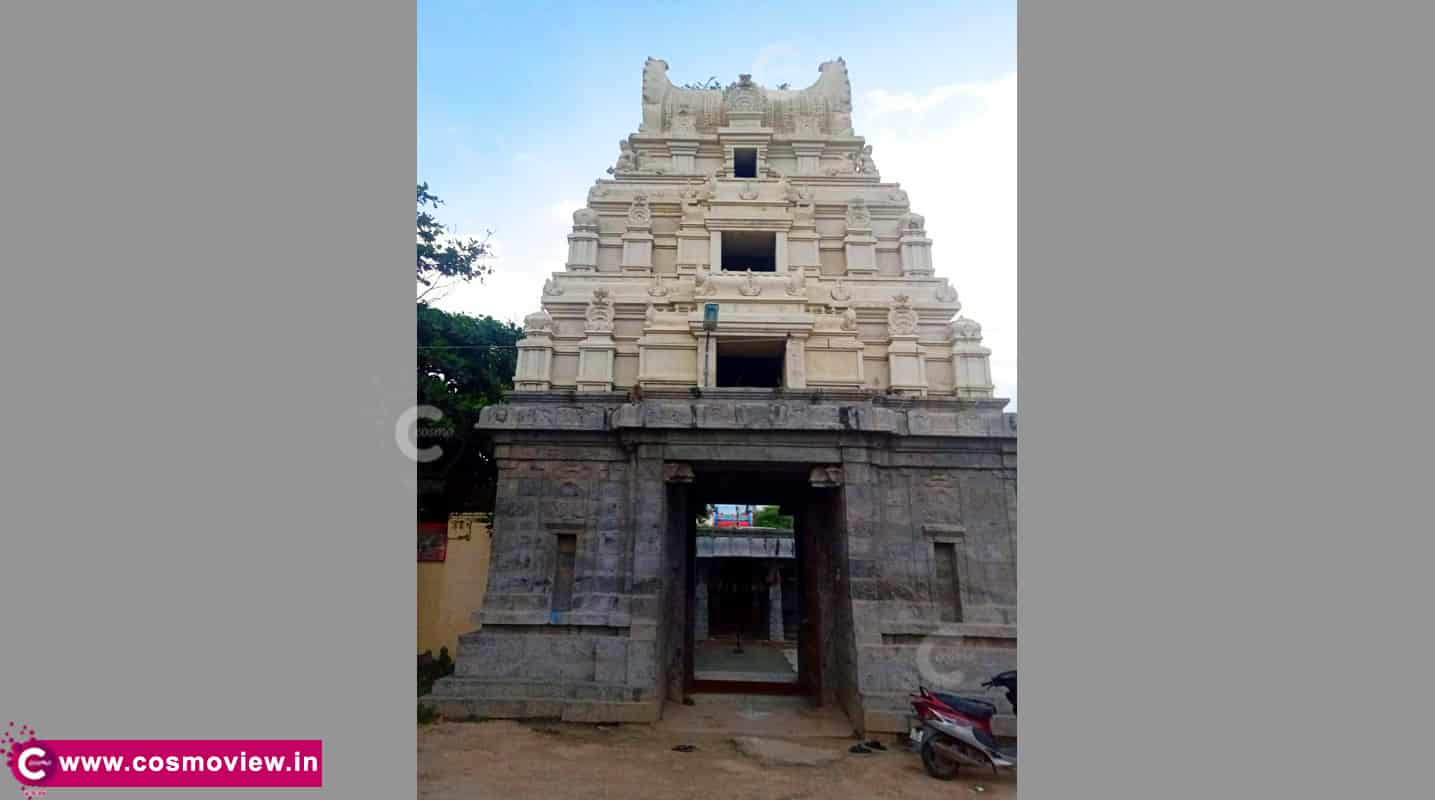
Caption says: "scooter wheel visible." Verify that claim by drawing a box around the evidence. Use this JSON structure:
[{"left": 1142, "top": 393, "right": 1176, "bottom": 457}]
[{"left": 920, "top": 735, "right": 960, "bottom": 780}]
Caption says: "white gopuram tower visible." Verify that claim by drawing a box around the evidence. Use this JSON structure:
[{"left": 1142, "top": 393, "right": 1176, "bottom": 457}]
[
  {"left": 433, "top": 59, "right": 1014, "bottom": 738},
  {"left": 512, "top": 57, "right": 995, "bottom": 399}
]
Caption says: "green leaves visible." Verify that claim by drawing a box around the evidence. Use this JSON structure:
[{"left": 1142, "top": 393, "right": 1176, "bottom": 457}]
[
  {"left": 417, "top": 303, "right": 520, "bottom": 414},
  {"left": 417, "top": 304, "right": 521, "bottom": 520},
  {"left": 417, "top": 182, "right": 492, "bottom": 296},
  {"left": 414, "top": 183, "right": 514, "bottom": 519},
  {"left": 753, "top": 506, "right": 795, "bottom": 530}
]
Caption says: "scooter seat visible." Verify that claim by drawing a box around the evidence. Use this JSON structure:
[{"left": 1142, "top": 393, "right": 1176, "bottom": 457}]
[{"left": 932, "top": 692, "right": 997, "bottom": 721}]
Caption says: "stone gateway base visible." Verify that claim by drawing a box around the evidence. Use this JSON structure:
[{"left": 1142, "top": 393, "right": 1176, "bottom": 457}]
[{"left": 428, "top": 390, "right": 1016, "bottom": 734}]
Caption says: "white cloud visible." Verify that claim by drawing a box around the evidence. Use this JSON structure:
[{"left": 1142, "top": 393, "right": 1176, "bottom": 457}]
[
  {"left": 429, "top": 205, "right": 570, "bottom": 326},
  {"left": 545, "top": 200, "right": 580, "bottom": 224},
  {"left": 750, "top": 42, "right": 802, "bottom": 87},
  {"left": 859, "top": 72, "right": 1017, "bottom": 409},
  {"left": 863, "top": 78, "right": 1006, "bottom": 117}
]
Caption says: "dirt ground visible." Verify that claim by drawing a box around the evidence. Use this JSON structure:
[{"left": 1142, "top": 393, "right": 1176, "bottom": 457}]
[{"left": 418, "top": 718, "right": 1016, "bottom": 800}]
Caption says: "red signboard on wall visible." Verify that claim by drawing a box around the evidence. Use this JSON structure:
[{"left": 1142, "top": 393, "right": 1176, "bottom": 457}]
[{"left": 417, "top": 522, "right": 447, "bottom": 562}]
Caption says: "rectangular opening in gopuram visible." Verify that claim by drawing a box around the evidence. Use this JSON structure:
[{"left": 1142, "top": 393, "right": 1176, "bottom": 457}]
[
  {"left": 715, "top": 339, "right": 784, "bottom": 388},
  {"left": 733, "top": 147, "right": 758, "bottom": 178},
  {"left": 720, "top": 230, "right": 776, "bottom": 272}
]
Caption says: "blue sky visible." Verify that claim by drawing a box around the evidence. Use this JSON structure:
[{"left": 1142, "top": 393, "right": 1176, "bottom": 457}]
[{"left": 419, "top": 0, "right": 1017, "bottom": 406}]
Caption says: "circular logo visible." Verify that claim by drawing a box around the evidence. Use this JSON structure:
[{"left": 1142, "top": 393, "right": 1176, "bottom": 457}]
[
  {"left": 11, "top": 741, "right": 56, "bottom": 786},
  {"left": 914, "top": 624, "right": 968, "bottom": 689}
]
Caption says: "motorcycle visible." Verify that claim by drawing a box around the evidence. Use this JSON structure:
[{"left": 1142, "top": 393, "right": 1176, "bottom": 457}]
[
  {"left": 983, "top": 670, "right": 1017, "bottom": 714},
  {"left": 908, "top": 672, "right": 1017, "bottom": 780}
]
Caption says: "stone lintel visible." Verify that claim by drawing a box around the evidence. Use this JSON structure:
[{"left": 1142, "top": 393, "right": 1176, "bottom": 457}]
[
  {"left": 921, "top": 523, "right": 966, "bottom": 539},
  {"left": 477, "top": 393, "right": 1014, "bottom": 443}
]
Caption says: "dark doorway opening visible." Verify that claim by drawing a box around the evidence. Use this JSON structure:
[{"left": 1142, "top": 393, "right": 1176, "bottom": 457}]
[
  {"left": 667, "top": 464, "right": 850, "bottom": 715},
  {"left": 716, "top": 339, "right": 784, "bottom": 388},
  {"left": 734, "top": 147, "right": 758, "bottom": 178},
  {"left": 674, "top": 463, "right": 834, "bottom": 702},
  {"left": 708, "top": 559, "right": 789, "bottom": 639},
  {"left": 721, "top": 230, "right": 776, "bottom": 272}
]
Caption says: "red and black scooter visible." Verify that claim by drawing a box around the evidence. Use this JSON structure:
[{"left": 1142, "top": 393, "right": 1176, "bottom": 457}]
[{"left": 908, "top": 671, "right": 1017, "bottom": 779}]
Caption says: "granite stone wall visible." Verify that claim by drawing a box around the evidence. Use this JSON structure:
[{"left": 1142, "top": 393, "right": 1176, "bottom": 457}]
[{"left": 428, "top": 391, "right": 1016, "bottom": 734}]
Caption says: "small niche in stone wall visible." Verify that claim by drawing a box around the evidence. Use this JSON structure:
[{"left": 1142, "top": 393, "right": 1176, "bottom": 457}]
[
  {"left": 552, "top": 534, "right": 577, "bottom": 613},
  {"left": 933, "top": 541, "right": 963, "bottom": 623}
]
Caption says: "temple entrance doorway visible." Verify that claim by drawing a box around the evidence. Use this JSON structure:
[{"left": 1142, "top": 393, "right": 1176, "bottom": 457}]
[{"left": 671, "top": 463, "right": 840, "bottom": 702}]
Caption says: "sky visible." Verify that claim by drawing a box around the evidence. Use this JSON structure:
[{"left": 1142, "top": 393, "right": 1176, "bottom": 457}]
[{"left": 418, "top": 0, "right": 1016, "bottom": 407}]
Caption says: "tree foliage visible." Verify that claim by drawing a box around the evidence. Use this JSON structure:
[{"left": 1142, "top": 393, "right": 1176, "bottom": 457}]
[
  {"left": 415, "top": 182, "right": 517, "bottom": 520},
  {"left": 417, "top": 304, "right": 520, "bottom": 414},
  {"left": 753, "top": 505, "right": 795, "bottom": 530},
  {"left": 415, "top": 305, "right": 519, "bottom": 521},
  {"left": 417, "top": 182, "right": 493, "bottom": 301}
]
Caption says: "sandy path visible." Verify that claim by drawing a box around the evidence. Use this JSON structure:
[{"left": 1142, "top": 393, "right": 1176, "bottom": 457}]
[{"left": 418, "top": 719, "right": 1016, "bottom": 800}]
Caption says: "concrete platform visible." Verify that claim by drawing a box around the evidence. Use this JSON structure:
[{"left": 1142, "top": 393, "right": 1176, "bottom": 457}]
[
  {"left": 693, "top": 640, "right": 798, "bottom": 683},
  {"left": 656, "top": 693, "right": 855, "bottom": 739}
]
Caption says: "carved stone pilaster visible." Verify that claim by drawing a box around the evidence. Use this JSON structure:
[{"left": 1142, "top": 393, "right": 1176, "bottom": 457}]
[
  {"left": 843, "top": 197, "right": 877, "bottom": 274},
  {"left": 898, "top": 211, "right": 934, "bottom": 276},
  {"left": 783, "top": 179, "right": 820, "bottom": 274},
  {"left": 513, "top": 309, "right": 555, "bottom": 391},
  {"left": 566, "top": 208, "right": 600, "bottom": 272},
  {"left": 668, "top": 137, "right": 699, "bottom": 174},
  {"left": 784, "top": 332, "right": 808, "bottom": 389},
  {"left": 887, "top": 294, "right": 927, "bottom": 397},
  {"left": 675, "top": 178, "right": 712, "bottom": 274},
  {"left": 768, "top": 577, "right": 784, "bottom": 641},
  {"left": 622, "top": 194, "right": 654, "bottom": 273},
  {"left": 950, "top": 317, "right": 995, "bottom": 399},
  {"left": 792, "top": 139, "right": 825, "bottom": 175},
  {"left": 577, "top": 290, "right": 616, "bottom": 392}
]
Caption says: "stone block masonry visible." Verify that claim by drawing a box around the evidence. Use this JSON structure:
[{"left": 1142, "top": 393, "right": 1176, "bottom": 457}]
[{"left": 427, "top": 391, "right": 1015, "bottom": 733}]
